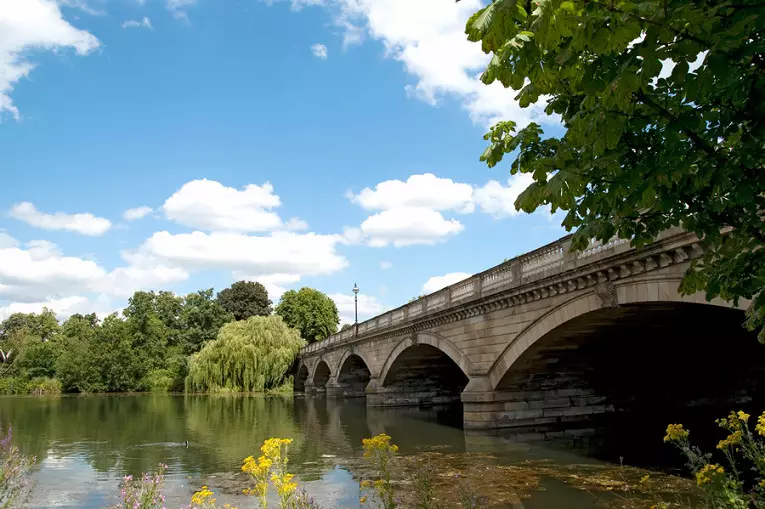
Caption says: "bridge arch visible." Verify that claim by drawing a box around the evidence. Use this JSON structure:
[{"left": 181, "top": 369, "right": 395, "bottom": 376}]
[
  {"left": 295, "top": 361, "right": 310, "bottom": 392},
  {"left": 488, "top": 278, "right": 740, "bottom": 389},
  {"left": 372, "top": 332, "right": 473, "bottom": 408},
  {"left": 379, "top": 332, "right": 474, "bottom": 385},
  {"left": 312, "top": 359, "right": 332, "bottom": 392},
  {"left": 334, "top": 350, "right": 373, "bottom": 396}
]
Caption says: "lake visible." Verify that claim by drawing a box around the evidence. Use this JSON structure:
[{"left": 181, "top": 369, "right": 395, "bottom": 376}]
[{"left": 0, "top": 395, "right": 697, "bottom": 508}]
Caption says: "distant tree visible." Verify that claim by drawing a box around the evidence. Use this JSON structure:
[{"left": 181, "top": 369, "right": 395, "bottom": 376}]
[
  {"left": 0, "top": 308, "right": 60, "bottom": 342},
  {"left": 340, "top": 323, "right": 354, "bottom": 332},
  {"left": 179, "top": 289, "right": 233, "bottom": 354},
  {"left": 185, "top": 315, "right": 304, "bottom": 393},
  {"left": 275, "top": 288, "right": 339, "bottom": 343},
  {"left": 216, "top": 281, "right": 273, "bottom": 321}
]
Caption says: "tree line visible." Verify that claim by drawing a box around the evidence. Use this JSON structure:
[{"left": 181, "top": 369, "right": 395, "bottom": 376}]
[{"left": 0, "top": 282, "right": 340, "bottom": 395}]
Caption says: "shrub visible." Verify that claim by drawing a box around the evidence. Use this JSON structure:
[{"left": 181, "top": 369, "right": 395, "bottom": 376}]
[{"left": 0, "top": 427, "right": 35, "bottom": 508}]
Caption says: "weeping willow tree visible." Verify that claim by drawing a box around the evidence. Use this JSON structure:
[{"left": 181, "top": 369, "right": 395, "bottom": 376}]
[{"left": 185, "top": 315, "right": 304, "bottom": 393}]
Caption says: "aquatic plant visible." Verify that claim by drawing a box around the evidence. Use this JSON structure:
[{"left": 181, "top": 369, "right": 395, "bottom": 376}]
[
  {"left": 118, "top": 463, "right": 168, "bottom": 509},
  {"left": 404, "top": 458, "right": 441, "bottom": 509},
  {"left": 0, "top": 427, "right": 35, "bottom": 509},
  {"left": 185, "top": 316, "right": 304, "bottom": 393},
  {"left": 664, "top": 410, "right": 765, "bottom": 508}
]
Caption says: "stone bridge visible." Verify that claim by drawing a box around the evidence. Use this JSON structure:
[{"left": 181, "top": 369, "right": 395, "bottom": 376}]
[{"left": 296, "top": 229, "right": 763, "bottom": 430}]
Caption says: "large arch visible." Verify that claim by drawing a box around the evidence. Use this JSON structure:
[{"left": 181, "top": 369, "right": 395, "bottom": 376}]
[
  {"left": 312, "top": 360, "right": 332, "bottom": 393},
  {"left": 488, "top": 278, "right": 742, "bottom": 389},
  {"left": 373, "top": 333, "right": 472, "bottom": 408},
  {"left": 482, "top": 278, "right": 763, "bottom": 465},
  {"left": 334, "top": 351, "right": 372, "bottom": 397},
  {"left": 378, "top": 332, "right": 474, "bottom": 384}
]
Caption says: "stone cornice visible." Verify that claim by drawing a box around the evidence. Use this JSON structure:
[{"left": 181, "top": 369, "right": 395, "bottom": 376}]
[{"left": 300, "top": 230, "right": 702, "bottom": 358}]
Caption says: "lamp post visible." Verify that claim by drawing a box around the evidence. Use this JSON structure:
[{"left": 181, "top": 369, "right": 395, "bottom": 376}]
[{"left": 353, "top": 282, "right": 359, "bottom": 336}]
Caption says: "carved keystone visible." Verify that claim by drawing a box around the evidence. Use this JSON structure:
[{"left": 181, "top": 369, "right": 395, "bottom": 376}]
[{"left": 595, "top": 282, "right": 618, "bottom": 308}]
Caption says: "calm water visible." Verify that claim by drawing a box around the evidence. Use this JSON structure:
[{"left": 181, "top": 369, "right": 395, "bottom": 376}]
[{"left": 0, "top": 395, "right": 695, "bottom": 508}]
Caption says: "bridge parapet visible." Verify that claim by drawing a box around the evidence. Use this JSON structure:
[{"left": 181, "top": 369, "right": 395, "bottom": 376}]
[{"left": 301, "top": 231, "right": 644, "bottom": 357}]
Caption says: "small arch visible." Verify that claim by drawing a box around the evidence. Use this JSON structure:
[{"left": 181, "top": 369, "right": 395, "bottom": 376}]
[
  {"left": 488, "top": 278, "right": 745, "bottom": 390},
  {"left": 378, "top": 332, "right": 474, "bottom": 385},
  {"left": 295, "top": 363, "right": 310, "bottom": 392},
  {"left": 312, "top": 360, "right": 332, "bottom": 392},
  {"left": 336, "top": 353, "right": 372, "bottom": 396}
]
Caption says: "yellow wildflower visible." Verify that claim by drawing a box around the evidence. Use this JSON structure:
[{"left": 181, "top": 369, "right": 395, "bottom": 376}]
[
  {"left": 664, "top": 423, "right": 689, "bottom": 442},
  {"left": 759, "top": 479, "right": 765, "bottom": 489},
  {"left": 190, "top": 485, "right": 216, "bottom": 506},
  {"left": 717, "top": 430, "right": 743, "bottom": 450},
  {"left": 696, "top": 464, "right": 725, "bottom": 487},
  {"left": 737, "top": 411, "right": 750, "bottom": 423},
  {"left": 756, "top": 412, "right": 765, "bottom": 437},
  {"left": 640, "top": 474, "right": 650, "bottom": 484},
  {"left": 360, "top": 496, "right": 367, "bottom": 504}
]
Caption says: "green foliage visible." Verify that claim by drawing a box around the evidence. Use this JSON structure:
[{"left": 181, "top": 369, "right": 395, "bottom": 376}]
[
  {"left": 275, "top": 288, "right": 339, "bottom": 343},
  {"left": 466, "top": 0, "right": 765, "bottom": 339},
  {"left": 185, "top": 315, "right": 305, "bottom": 393},
  {"left": 217, "top": 281, "right": 273, "bottom": 321},
  {"left": 180, "top": 289, "right": 233, "bottom": 354}
]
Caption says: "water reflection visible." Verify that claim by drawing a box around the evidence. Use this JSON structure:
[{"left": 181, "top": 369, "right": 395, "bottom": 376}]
[{"left": 0, "top": 395, "right": 698, "bottom": 508}]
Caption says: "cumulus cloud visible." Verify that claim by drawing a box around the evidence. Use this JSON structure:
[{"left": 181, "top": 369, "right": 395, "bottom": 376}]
[
  {"left": 380, "top": 261, "right": 392, "bottom": 270},
  {"left": 329, "top": 292, "right": 386, "bottom": 325},
  {"left": 123, "top": 206, "right": 153, "bottom": 221},
  {"left": 234, "top": 273, "right": 302, "bottom": 303},
  {"left": 311, "top": 43, "right": 328, "bottom": 59},
  {"left": 122, "top": 17, "right": 153, "bottom": 29},
  {"left": 328, "top": 0, "right": 553, "bottom": 128},
  {"left": 284, "top": 217, "right": 309, "bottom": 231},
  {"left": 0, "top": 233, "right": 189, "bottom": 305},
  {"left": 138, "top": 230, "right": 348, "bottom": 276},
  {"left": 163, "top": 179, "right": 283, "bottom": 232},
  {"left": 0, "top": 294, "right": 116, "bottom": 321},
  {"left": 0, "top": 238, "right": 107, "bottom": 302},
  {"left": 359, "top": 207, "right": 463, "bottom": 247},
  {"left": 0, "top": 0, "right": 99, "bottom": 120},
  {"left": 349, "top": 173, "right": 474, "bottom": 213},
  {"left": 473, "top": 173, "right": 535, "bottom": 218},
  {"left": 9, "top": 202, "right": 112, "bottom": 236},
  {"left": 422, "top": 272, "right": 471, "bottom": 294}
]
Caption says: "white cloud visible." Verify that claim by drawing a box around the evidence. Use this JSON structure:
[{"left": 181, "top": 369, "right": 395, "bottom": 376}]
[
  {"left": 359, "top": 207, "right": 463, "bottom": 247},
  {"left": 285, "top": 217, "right": 309, "bottom": 231},
  {"left": 473, "top": 173, "right": 535, "bottom": 218},
  {"left": 311, "top": 43, "right": 328, "bottom": 59},
  {"left": 9, "top": 202, "right": 112, "bottom": 236},
  {"left": 0, "top": 238, "right": 107, "bottom": 302},
  {"left": 0, "top": 0, "right": 99, "bottom": 120},
  {"left": 166, "top": 0, "right": 194, "bottom": 21},
  {"left": 329, "top": 292, "right": 386, "bottom": 325},
  {"left": 163, "top": 179, "right": 283, "bottom": 232},
  {"left": 422, "top": 272, "right": 470, "bottom": 294},
  {"left": 59, "top": 0, "right": 105, "bottom": 16},
  {"left": 0, "top": 232, "right": 18, "bottom": 249},
  {"left": 350, "top": 173, "right": 474, "bottom": 213},
  {"left": 122, "top": 17, "right": 153, "bottom": 29},
  {"left": 0, "top": 294, "right": 116, "bottom": 321},
  {"left": 123, "top": 206, "right": 153, "bottom": 221},
  {"left": 330, "top": 0, "right": 553, "bottom": 127},
  {"left": 139, "top": 230, "right": 349, "bottom": 275},
  {"left": 0, "top": 234, "right": 189, "bottom": 305},
  {"left": 379, "top": 261, "right": 392, "bottom": 270}
]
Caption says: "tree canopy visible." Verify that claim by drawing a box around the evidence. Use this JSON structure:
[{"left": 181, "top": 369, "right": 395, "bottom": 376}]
[
  {"left": 465, "top": 0, "right": 765, "bottom": 338},
  {"left": 216, "top": 281, "right": 273, "bottom": 321},
  {"left": 275, "top": 288, "right": 339, "bottom": 343},
  {"left": 185, "top": 315, "right": 304, "bottom": 393}
]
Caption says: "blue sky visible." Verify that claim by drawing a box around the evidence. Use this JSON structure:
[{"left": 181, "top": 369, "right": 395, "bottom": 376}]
[{"left": 0, "top": 0, "right": 566, "bottom": 325}]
